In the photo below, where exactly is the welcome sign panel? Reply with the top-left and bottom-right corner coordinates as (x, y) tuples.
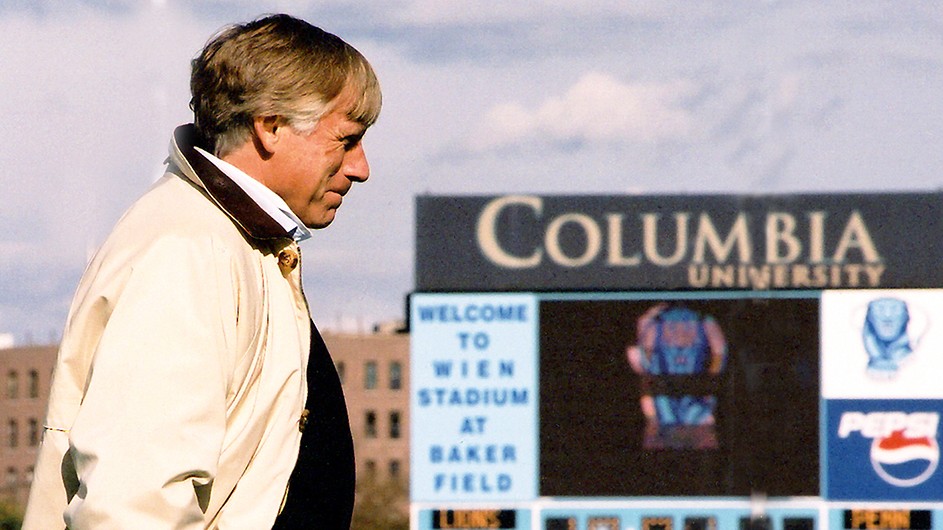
(410, 293), (539, 502)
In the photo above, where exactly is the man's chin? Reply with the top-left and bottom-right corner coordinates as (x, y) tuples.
(304, 212), (336, 230)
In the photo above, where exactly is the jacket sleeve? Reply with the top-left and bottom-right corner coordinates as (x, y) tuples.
(64, 234), (237, 529)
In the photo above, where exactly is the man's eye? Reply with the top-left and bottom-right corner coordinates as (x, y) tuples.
(342, 136), (362, 150)
(341, 133), (363, 151)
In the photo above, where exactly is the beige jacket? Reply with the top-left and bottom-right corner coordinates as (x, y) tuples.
(23, 126), (311, 529)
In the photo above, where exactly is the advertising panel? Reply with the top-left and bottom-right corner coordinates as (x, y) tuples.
(821, 290), (943, 502)
(825, 399), (943, 501)
(822, 290), (943, 400)
(416, 194), (943, 292)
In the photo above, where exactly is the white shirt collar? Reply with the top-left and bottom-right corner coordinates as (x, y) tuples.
(194, 147), (311, 243)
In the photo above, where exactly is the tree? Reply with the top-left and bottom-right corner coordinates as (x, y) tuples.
(0, 499), (22, 530)
(350, 475), (408, 530)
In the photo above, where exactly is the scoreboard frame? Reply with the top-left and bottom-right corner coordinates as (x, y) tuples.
(410, 193), (943, 530)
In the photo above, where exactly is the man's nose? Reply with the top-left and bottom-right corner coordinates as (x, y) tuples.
(344, 143), (369, 182)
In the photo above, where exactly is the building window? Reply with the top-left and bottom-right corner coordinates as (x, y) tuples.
(28, 369), (39, 398)
(28, 418), (39, 447)
(335, 361), (345, 385)
(389, 459), (401, 480)
(365, 410), (377, 438)
(389, 361), (402, 390)
(364, 361), (377, 390)
(364, 460), (377, 478)
(7, 420), (17, 448)
(5, 467), (15, 489)
(6, 371), (18, 399)
(389, 411), (401, 439)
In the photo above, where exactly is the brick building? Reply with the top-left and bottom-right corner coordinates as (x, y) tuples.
(0, 344), (56, 507)
(326, 331), (410, 487)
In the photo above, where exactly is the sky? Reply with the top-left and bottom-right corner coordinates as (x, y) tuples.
(1, 1), (941, 344)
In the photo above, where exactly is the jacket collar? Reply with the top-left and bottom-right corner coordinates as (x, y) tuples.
(168, 124), (292, 241)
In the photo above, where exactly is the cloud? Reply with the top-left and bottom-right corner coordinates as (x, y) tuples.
(390, 0), (712, 27)
(0, 5), (209, 263)
(466, 72), (696, 152)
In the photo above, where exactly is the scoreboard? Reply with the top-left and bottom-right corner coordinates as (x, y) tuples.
(410, 194), (943, 530)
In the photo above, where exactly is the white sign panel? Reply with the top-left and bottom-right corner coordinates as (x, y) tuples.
(821, 289), (943, 399)
(410, 293), (539, 502)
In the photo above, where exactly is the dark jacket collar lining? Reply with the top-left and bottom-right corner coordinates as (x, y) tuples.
(172, 124), (292, 241)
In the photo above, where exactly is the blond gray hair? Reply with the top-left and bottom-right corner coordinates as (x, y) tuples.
(190, 14), (381, 157)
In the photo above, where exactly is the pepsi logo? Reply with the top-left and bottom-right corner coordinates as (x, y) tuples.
(837, 411), (940, 488)
(870, 430), (939, 487)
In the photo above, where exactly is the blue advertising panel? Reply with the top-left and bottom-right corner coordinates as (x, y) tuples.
(825, 399), (943, 501)
(410, 293), (539, 502)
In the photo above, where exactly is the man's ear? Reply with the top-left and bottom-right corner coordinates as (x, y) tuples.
(252, 115), (282, 156)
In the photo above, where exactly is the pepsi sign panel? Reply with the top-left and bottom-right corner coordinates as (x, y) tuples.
(825, 399), (943, 500)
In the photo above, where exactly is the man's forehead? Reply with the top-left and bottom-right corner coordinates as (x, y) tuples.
(323, 87), (368, 124)
(333, 74), (381, 129)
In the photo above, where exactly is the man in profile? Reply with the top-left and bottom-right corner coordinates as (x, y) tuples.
(24, 14), (380, 529)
